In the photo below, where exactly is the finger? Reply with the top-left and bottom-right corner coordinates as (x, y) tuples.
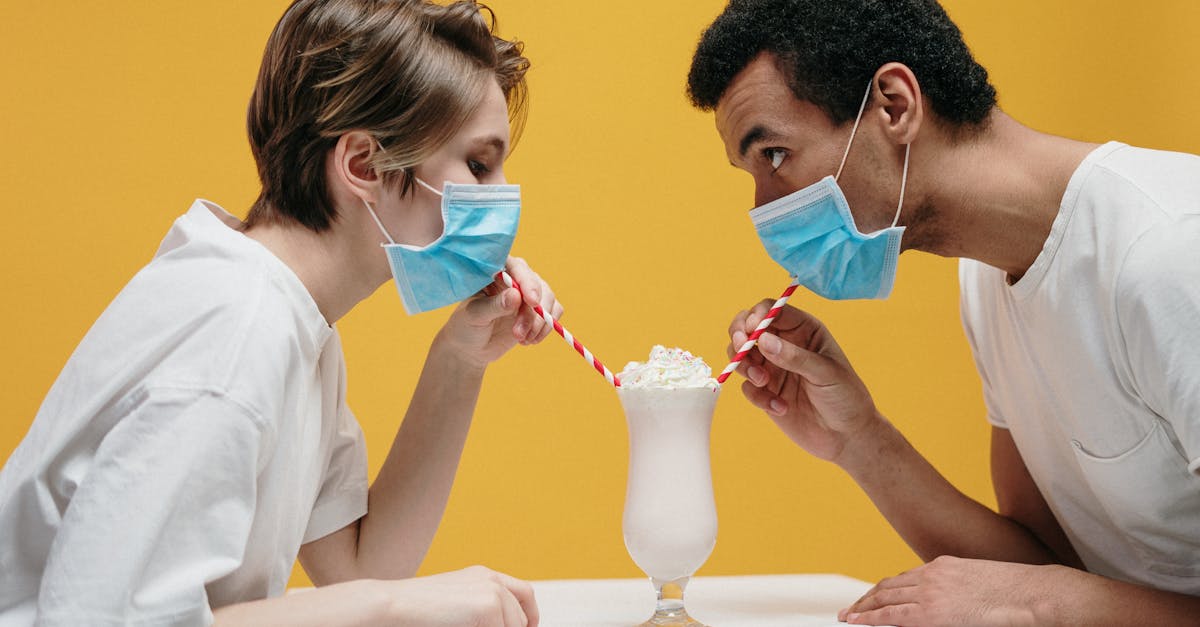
(492, 572), (539, 627)
(744, 342), (773, 379)
(465, 287), (521, 325)
(845, 585), (919, 615)
(494, 586), (526, 627)
(744, 309), (765, 336)
(747, 298), (776, 329)
(728, 331), (770, 386)
(735, 350), (770, 387)
(528, 283), (556, 343)
(512, 310), (531, 341)
(846, 603), (921, 626)
(757, 332), (841, 386)
(741, 379), (787, 416)
(874, 569), (922, 590)
(505, 257), (542, 308)
(520, 307), (546, 344)
(728, 329), (747, 359)
(528, 316), (552, 344)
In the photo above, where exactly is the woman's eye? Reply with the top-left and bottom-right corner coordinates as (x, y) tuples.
(765, 148), (787, 171)
(468, 160), (490, 177)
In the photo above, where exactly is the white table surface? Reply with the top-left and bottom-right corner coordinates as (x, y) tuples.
(531, 574), (886, 627)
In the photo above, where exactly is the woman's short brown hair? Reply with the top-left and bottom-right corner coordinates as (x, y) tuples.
(246, 0), (529, 231)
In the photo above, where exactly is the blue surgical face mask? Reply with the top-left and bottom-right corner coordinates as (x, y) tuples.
(363, 177), (520, 315)
(750, 82), (910, 300)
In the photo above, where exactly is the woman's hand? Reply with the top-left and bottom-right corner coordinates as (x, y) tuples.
(214, 565), (538, 627)
(437, 256), (563, 370)
(381, 565), (539, 627)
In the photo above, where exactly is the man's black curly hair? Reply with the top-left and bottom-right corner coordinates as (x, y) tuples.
(687, 0), (997, 128)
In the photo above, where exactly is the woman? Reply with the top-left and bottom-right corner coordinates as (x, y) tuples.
(0, 1), (552, 624)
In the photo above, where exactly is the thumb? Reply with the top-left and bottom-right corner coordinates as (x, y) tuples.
(462, 287), (520, 325)
(757, 332), (841, 386)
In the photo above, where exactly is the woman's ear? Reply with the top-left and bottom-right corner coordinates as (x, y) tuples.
(330, 130), (382, 204)
(872, 62), (924, 146)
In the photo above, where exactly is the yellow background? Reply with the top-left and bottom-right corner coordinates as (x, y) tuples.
(2, 0), (1198, 591)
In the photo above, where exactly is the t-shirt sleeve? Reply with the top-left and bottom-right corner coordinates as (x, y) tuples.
(302, 403), (368, 544)
(959, 258), (1009, 429)
(36, 388), (269, 626)
(1117, 217), (1200, 475)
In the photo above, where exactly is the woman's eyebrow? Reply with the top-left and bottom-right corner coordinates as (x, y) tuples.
(472, 136), (508, 155)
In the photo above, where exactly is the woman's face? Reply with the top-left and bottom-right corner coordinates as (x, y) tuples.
(379, 79), (512, 247)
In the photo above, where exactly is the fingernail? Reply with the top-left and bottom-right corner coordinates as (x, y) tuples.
(747, 366), (764, 384)
(515, 321), (527, 335)
(759, 333), (780, 354)
(769, 398), (786, 414)
(847, 613), (860, 623)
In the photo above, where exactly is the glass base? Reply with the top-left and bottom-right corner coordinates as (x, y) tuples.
(636, 600), (706, 626)
(637, 581), (706, 626)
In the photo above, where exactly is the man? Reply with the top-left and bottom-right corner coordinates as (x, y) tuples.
(687, 1), (1200, 624)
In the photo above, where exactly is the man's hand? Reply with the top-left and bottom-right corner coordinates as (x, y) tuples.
(437, 256), (562, 370)
(838, 556), (1067, 626)
(727, 301), (880, 464)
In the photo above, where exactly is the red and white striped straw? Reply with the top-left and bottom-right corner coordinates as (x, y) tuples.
(499, 271), (621, 388)
(716, 279), (800, 385)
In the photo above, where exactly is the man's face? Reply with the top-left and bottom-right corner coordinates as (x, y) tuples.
(716, 52), (893, 225)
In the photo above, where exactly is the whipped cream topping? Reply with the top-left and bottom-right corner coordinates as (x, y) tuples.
(619, 345), (719, 389)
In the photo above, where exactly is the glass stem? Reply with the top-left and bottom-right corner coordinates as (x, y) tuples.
(653, 577), (689, 617)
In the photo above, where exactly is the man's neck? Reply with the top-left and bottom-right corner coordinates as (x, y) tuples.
(909, 111), (1100, 281)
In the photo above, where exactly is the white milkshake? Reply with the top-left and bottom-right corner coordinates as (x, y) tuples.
(619, 346), (719, 597)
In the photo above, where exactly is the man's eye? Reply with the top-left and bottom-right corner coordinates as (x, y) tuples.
(764, 148), (787, 171)
(468, 160), (490, 176)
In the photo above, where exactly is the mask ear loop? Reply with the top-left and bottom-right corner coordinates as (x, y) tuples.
(364, 140), (400, 246)
(374, 140), (445, 197)
(892, 143), (911, 228)
(835, 80), (875, 181)
(362, 198), (397, 246)
(368, 140), (445, 244)
(413, 176), (444, 197)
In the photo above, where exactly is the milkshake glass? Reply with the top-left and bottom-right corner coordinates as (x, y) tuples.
(618, 347), (720, 626)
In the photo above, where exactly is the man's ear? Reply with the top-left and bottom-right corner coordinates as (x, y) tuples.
(872, 63), (924, 146)
(331, 130), (382, 204)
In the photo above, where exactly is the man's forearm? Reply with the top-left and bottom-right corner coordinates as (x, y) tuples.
(354, 334), (487, 579)
(838, 415), (1060, 564)
(1038, 566), (1200, 626)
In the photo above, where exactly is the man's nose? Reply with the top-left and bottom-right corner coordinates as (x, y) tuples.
(754, 182), (786, 208)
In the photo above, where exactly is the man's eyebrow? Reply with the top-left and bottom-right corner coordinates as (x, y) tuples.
(738, 125), (780, 160)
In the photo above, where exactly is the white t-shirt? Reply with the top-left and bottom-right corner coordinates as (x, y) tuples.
(959, 142), (1200, 594)
(0, 200), (369, 625)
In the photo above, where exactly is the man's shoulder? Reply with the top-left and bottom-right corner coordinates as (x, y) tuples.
(1085, 143), (1200, 221)
(1117, 215), (1200, 302)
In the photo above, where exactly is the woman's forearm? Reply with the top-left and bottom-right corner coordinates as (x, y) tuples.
(213, 580), (390, 627)
(353, 333), (487, 579)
